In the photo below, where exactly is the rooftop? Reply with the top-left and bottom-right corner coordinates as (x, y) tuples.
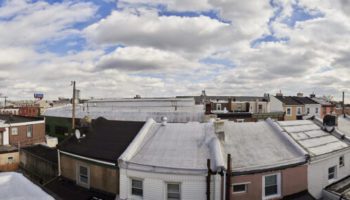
(177, 95), (268, 104)
(121, 121), (224, 173)
(0, 145), (18, 154)
(275, 96), (303, 105)
(338, 116), (350, 137)
(223, 120), (306, 173)
(292, 96), (319, 105)
(44, 104), (205, 123)
(277, 120), (349, 156)
(324, 175), (350, 199)
(45, 176), (115, 200)
(0, 172), (54, 200)
(21, 145), (58, 164)
(58, 117), (145, 164)
(0, 114), (44, 124)
(311, 97), (334, 106)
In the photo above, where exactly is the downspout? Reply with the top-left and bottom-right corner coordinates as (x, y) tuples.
(221, 169), (226, 200)
(57, 149), (61, 176)
(226, 154), (232, 200)
(207, 159), (211, 200)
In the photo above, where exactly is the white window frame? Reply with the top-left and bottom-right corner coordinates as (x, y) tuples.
(76, 164), (90, 188)
(131, 178), (143, 197)
(216, 104), (222, 111)
(340, 156), (345, 167)
(262, 173), (281, 199)
(286, 107), (292, 116)
(27, 125), (33, 138)
(328, 166), (337, 181)
(166, 182), (181, 200)
(11, 127), (18, 135)
(232, 182), (249, 194)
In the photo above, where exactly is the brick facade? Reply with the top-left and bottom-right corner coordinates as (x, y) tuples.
(9, 123), (45, 147)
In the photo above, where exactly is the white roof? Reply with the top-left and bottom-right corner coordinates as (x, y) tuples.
(0, 172), (54, 200)
(43, 104), (205, 123)
(124, 122), (224, 173)
(338, 116), (350, 137)
(277, 120), (349, 156)
(223, 120), (306, 173)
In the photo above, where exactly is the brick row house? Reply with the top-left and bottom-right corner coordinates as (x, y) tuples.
(0, 114), (45, 171)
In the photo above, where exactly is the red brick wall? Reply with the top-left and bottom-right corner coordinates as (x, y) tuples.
(9, 123), (45, 147)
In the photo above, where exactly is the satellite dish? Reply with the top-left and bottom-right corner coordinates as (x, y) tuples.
(75, 129), (81, 139)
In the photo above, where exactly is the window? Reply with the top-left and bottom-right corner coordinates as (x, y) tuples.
(340, 156), (345, 167)
(131, 179), (143, 196)
(8, 157), (13, 164)
(216, 104), (222, 111)
(328, 166), (337, 180)
(307, 108), (310, 114)
(263, 174), (280, 198)
(297, 107), (302, 115)
(233, 184), (247, 193)
(286, 108), (291, 116)
(78, 165), (89, 186)
(316, 107), (319, 114)
(11, 127), (18, 135)
(167, 183), (180, 200)
(27, 125), (32, 137)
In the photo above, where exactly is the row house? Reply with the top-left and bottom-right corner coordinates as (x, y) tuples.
(46, 117), (145, 199)
(118, 119), (225, 200)
(0, 114), (45, 171)
(311, 95), (336, 119)
(223, 119), (310, 200)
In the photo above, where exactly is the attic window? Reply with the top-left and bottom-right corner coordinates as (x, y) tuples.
(340, 156), (345, 167)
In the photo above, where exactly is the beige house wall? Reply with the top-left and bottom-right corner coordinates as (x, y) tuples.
(0, 151), (19, 171)
(60, 153), (119, 194)
(284, 106), (305, 121)
(231, 165), (308, 200)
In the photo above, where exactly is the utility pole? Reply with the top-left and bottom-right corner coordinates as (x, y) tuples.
(72, 81), (76, 130)
(343, 91), (346, 118)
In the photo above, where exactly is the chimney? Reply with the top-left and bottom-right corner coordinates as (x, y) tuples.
(297, 92), (303, 97)
(161, 116), (168, 126)
(276, 90), (283, 97)
(214, 119), (225, 141)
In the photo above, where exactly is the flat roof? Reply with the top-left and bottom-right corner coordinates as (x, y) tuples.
(45, 177), (115, 200)
(0, 172), (54, 200)
(338, 116), (350, 137)
(277, 120), (349, 156)
(325, 175), (350, 199)
(223, 120), (306, 173)
(21, 145), (58, 164)
(128, 122), (220, 172)
(0, 114), (44, 124)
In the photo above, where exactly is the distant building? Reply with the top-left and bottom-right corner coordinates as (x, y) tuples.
(311, 95), (336, 119)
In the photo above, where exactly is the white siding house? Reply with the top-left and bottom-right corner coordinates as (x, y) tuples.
(118, 119), (225, 200)
(277, 120), (350, 199)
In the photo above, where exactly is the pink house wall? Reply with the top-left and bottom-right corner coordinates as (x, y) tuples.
(231, 165), (308, 200)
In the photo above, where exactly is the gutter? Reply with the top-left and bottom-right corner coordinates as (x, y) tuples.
(59, 150), (115, 167)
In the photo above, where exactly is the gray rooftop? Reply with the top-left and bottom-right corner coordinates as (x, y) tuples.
(223, 120), (306, 173)
(127, 122), (223, 172)
(277, 120), (349, 156)
(338, 116), (350, 137)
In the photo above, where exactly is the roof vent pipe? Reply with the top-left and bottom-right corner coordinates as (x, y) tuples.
(161, 116), (168, 126)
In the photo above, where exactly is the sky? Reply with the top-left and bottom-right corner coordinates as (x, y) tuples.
(0, 0), (349, 101)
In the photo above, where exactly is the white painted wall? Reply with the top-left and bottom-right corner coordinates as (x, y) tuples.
(3, 127), (9, 145)
(120, 168), (222, 200)
(269, 96), (284, 112)
(308, 149), (350, 199)
(304, 104), (321, 118)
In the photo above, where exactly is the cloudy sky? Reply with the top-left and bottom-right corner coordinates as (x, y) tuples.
(0, 0), (349, 101)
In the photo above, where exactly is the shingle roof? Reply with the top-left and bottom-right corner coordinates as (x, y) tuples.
(58, 117), (145, 164)
(275, 96), (303, 105)
(292, 97), (319, 105)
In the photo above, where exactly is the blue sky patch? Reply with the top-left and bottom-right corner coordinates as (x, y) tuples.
(283, 3), (324, 27)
